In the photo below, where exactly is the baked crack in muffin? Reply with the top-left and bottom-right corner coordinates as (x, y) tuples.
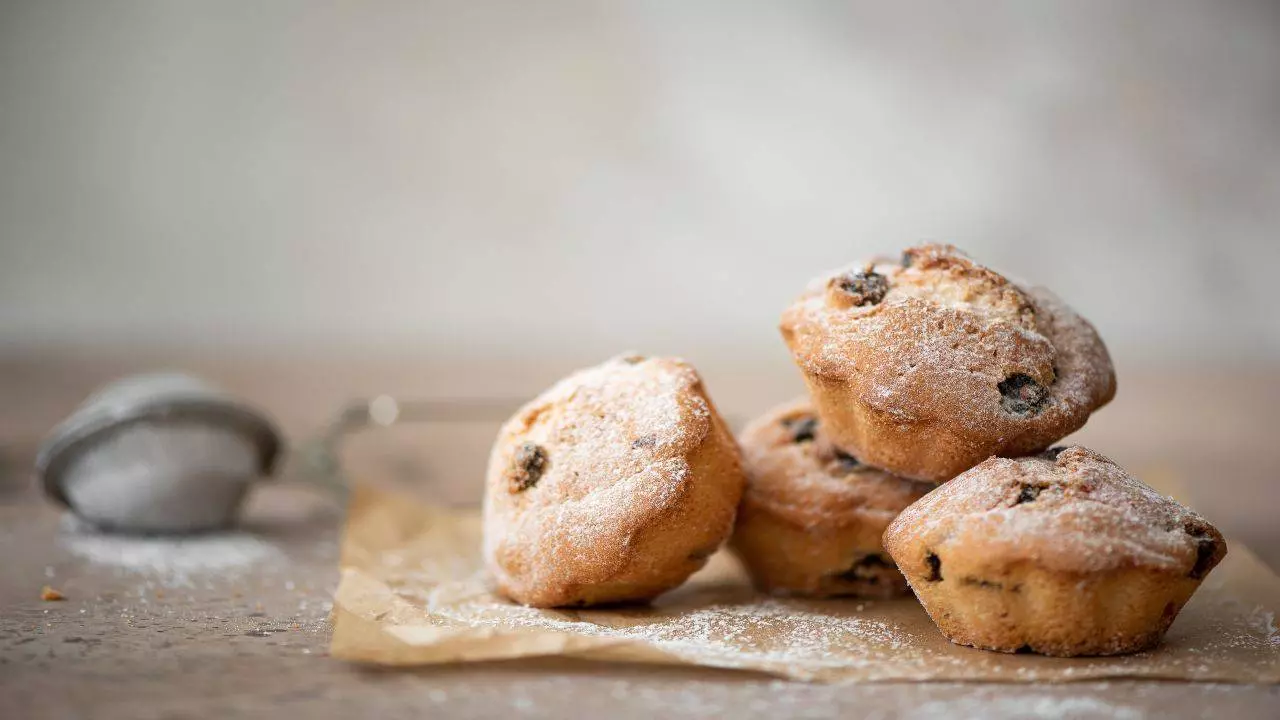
(780, 244), (1116, 482)
(730, 399), (935, 598)
(483, 354), (746, 607)
(882, 446), (1227, 656)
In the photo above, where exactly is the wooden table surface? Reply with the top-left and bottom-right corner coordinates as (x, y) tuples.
(2, 347), (1278, 718)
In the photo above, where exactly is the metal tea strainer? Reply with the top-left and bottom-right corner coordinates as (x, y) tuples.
(36, 373), (284, 534)
(36, 372), (516, 534)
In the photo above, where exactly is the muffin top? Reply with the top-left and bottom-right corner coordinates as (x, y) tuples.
(780, 243), (1116, 453)
(884, 446), (1226, 579)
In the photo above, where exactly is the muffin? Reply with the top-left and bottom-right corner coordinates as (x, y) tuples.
(779, 243), (1116, 482)
(483, 354), (746, 607)
(731, 399), (935, 598)
(882, 446), (1227, 656)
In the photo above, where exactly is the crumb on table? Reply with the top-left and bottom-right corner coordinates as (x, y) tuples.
(41, 585), (66, 601)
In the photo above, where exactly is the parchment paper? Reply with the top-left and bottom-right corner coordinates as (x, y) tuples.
(330, 486), (1280, 682)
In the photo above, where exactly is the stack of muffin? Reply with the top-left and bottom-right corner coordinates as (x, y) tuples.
(482, 244), (1226, 657)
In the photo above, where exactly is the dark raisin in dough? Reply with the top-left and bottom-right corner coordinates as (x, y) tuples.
(834, 270), (889, 306)
(509, 442), (548, 492)
(1015, 485), (1041, 504)
(961, 577), (1004, 590)
(998, 373), (1049, 415)
(1189, 535), (1220, 580)
(925, 552), (943, 582)
(836, 553), (894, 582)
(1042, 446), (1068, 460)
(832, 448), (861, 471)
(782, 415), (818, 443)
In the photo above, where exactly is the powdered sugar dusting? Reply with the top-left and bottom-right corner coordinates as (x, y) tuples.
(888, 447), (1222, 575)
(482, 354), (742, 605)
(435, 593), (909, 672)
(61, 515), (282, 587)
(737, 397), (935, 523)
(908, 694), (1143, 719)
(778, 244), (1116, 480)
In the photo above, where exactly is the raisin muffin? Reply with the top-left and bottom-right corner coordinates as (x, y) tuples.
(730, 399), (935, 598)
(779, 244), (1116, 482)
(882, 446), (1227, 656)
(483, 354), (746, 607)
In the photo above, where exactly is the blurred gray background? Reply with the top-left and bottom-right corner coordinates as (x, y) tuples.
(0, 0), (1279, 578)
(3, 7), (1280, 713)
(3, 0), (1280, 365)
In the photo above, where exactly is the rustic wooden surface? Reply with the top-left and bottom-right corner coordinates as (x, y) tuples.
(2, 349), (1278, 718)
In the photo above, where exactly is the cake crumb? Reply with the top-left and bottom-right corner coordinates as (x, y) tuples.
(41, 585), (66, 601)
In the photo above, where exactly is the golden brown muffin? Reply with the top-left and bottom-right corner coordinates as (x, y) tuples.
(780, 244), (1116, 482)
(882, 446), (1227, 656)
(482, 354), (746, 607)
(730, 399), (935, 598)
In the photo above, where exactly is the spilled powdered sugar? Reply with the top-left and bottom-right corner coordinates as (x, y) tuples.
(408, 673), (1253, 720)
(61, 515), (282, 587)
(907, 694), (1143, 720)
(430, 590), (909, 670)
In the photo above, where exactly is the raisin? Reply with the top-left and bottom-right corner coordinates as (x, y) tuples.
(836, 553), (894, 582)
(961, 577), (1004, 590)
(833, 270), (890, 307)
(832, 448), (861, 472)
(998, 373), (1049, 415)
(631, 434), (657, 449)
(781, 415), (818, 443)
(1189, 535), (1220, 580)
(1042, 446), (1068, 460)
(1181, 521), (1223, 580)
(1015, 485), (1041, 504)
(925, 552), (943, 582)
(509, 442), (548, 492)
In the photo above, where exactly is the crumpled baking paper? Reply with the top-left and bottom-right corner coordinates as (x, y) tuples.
(330, 486), (1280, 682)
